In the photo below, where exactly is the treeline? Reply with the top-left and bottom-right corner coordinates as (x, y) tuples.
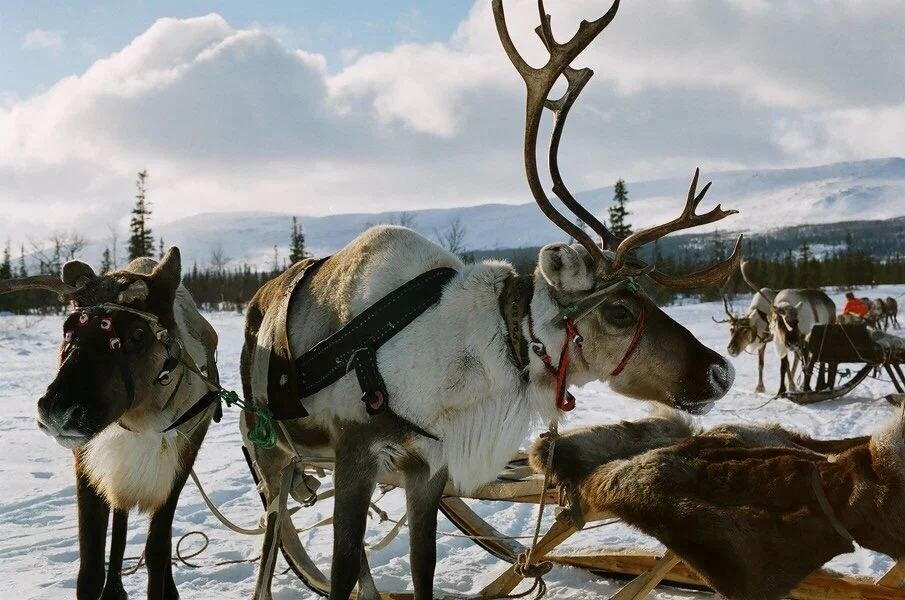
(3, 174), (904, 315)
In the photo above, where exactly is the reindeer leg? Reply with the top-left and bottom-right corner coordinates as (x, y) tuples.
(777, 356), (789, 397)
(76, 461), (109, 600)
(788, 353), (800, 392)
(802, 353), (814, 392)
(405, 465), (447, 600)
(817, 362), (826, 391)
(331, 440), (378, 600)
(755, 347), (766, 394)
(145, 474), (187, 600)
(101, 509), (129, 600)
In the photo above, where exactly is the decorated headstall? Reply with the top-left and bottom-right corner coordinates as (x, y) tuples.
(62, 302), (183, 386)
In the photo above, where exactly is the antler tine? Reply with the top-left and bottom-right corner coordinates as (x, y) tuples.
(0, 275), (78, 298)
(611, 168), (738, 272)
(722, 294), (737, 319)
(739, 260), (762, 294)
(647, 234), (744, 290)
(493, 0), (621, 269)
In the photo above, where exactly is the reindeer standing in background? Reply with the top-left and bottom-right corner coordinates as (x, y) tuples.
(715, 289), (776, 393)
(0, 249), (218, 600)
(885, 297), (900, 330)
(738, 262), (835, 395)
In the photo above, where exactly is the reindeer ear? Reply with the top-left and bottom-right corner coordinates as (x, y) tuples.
(146, 248), (182, 318)
(538, 243), (595, 293)
(61, 261), (97, 288)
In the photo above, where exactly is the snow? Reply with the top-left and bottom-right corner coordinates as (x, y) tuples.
(1, 285), (904, 598)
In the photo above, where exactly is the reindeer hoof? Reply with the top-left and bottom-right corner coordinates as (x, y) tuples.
(755, 385), (766, 394)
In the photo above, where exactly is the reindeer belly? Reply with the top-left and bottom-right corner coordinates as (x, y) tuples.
(81, 425), (182, 512)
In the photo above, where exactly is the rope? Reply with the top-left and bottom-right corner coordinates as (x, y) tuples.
(496, 421), (557, 600)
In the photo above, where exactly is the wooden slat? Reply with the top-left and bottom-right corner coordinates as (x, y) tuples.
(480, 510), (579, 598)
(438, 497), (524, 563)
(608, 551), (681, 600)
(550, 552), (905, 600)
(878, 560), (905, 587)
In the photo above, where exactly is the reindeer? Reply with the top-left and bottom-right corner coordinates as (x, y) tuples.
(243, 2), (742, 597)
(0, 249), (219, 600)
(738, 263), (835, 395)
(868, 298), (886, 330)
(884, 297), (900, 330)
(714, 289), (776, 393)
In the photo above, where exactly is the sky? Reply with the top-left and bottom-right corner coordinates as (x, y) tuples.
(1, 0), (903, 250)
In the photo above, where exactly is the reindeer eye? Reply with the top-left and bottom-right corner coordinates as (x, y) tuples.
(603, 304), (635, 327)
(132, 328), (146, 343)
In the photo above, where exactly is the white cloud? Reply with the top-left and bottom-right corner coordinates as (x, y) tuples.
(0, 2), (903, 247)
(20, 29), (64, 52)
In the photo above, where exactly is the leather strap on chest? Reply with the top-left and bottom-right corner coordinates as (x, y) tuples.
(499, 273), (534, 378)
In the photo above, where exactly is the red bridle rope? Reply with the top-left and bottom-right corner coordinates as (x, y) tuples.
(610, 307), (646, 377)
(529, 301), (646, 412)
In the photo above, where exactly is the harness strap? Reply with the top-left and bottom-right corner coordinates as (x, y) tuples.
(810, 465), (856, 544)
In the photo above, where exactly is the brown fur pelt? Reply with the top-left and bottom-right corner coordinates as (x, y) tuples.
(529, 409), (904, 600)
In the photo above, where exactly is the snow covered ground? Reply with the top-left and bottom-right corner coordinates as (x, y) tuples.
(1, 285), (904, 599)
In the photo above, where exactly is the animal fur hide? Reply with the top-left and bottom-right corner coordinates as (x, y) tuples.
(529, 409), (905, 600)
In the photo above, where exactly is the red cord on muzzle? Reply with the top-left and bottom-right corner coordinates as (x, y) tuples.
(611, 307), (646, 377)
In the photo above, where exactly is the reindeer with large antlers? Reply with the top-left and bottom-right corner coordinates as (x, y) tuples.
(243, 1), (742, 597)
(714, 286), (777, 393)
(1, 251), (219, 600)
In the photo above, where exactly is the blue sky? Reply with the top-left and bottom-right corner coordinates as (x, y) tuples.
(0, 0), (903, 248)
(2, 1), (471, 99)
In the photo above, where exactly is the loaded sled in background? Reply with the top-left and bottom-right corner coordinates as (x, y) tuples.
(783, 320), (905, 405)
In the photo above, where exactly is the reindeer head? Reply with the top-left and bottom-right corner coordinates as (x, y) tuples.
(494, 0), (741, 414)
(714, 295), (768, 357)
(1, 249), (185, 449)
(769, 303), (803, 357)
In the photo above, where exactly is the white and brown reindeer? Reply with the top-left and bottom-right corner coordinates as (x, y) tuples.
(714, 288), (776, 393)
(738, 262), (836, 395)
(243, 1), (743, 597)
(0, 249), (218, 600)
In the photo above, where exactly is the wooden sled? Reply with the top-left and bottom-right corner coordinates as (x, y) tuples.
(241, 444), (905, 599)
(784, 322), (905, 405)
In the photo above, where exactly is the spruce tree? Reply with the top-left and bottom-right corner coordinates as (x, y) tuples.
(158, 238), (165, 259)
(18, 245), (27, 277)
(609, 179), (632, 238)
(0, 242), (11, 279)
(128, 170), (154, 260)
(100, 247), (113, 274)
(289, 217), (307, 263)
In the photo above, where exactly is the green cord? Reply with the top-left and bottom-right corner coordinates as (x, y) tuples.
(218, 390), (278, 450)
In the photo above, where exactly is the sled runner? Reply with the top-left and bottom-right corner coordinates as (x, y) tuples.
(239, 412), (905, 600)
(783, 321), (905, 405)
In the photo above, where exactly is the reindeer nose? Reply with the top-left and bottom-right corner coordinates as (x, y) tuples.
(707, 360), (734, 394)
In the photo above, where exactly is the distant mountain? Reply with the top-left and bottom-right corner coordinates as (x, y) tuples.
(42, 157), (905, 271)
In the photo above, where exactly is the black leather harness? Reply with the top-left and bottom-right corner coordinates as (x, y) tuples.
(263, 259), (457, 438)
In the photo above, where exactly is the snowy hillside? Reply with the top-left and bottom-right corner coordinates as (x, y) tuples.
(2, 285), (904, 598)
(57, 157), (905, 271)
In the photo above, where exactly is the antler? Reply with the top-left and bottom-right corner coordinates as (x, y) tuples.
(495, 0), (741, 289)
(0, 275), (79, 298)
(739, 260), (761, 294)
(611, 169), (743, 288)
(712, 294), (736, 324)
(493, 0), (621, 269)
